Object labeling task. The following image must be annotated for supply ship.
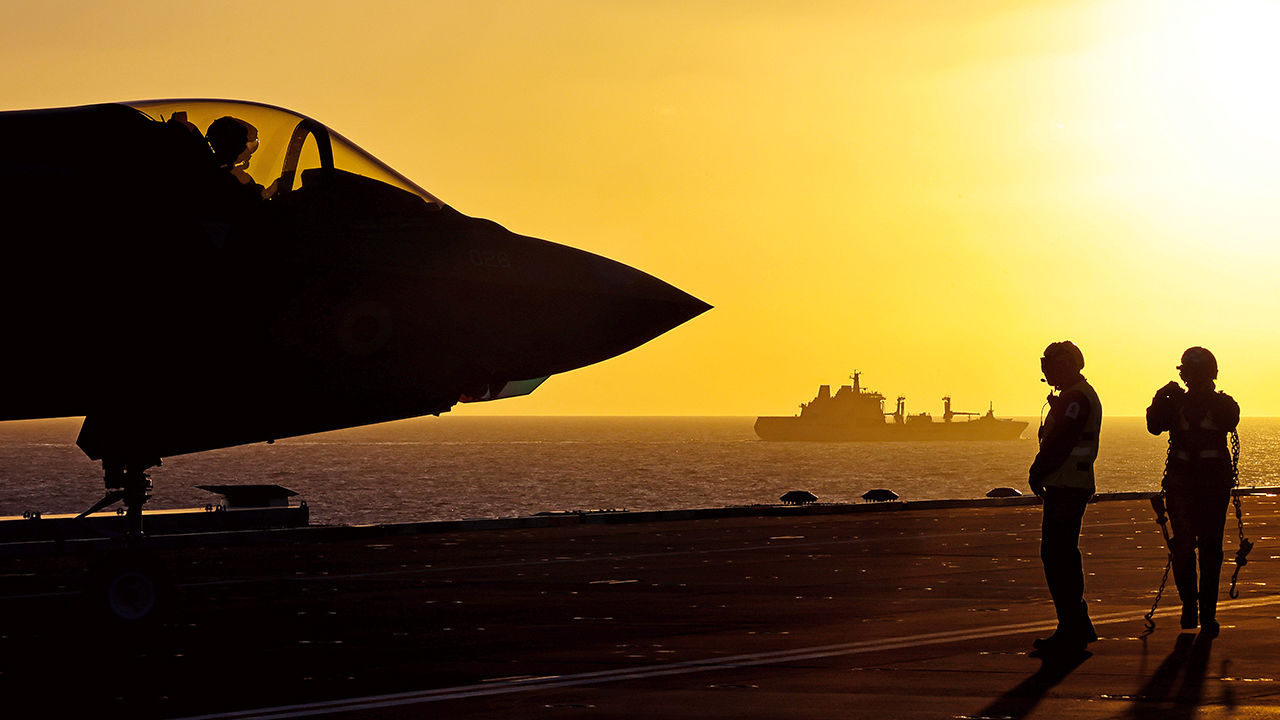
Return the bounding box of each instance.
[754,371,1028,441]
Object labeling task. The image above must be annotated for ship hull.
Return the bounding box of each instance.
[754,416,1028,441]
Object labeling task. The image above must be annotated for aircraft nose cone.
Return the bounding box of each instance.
[436,212,710,380]
[565,256,710,370]
[492,242,710,378]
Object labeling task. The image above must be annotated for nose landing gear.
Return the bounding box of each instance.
[74,458,169,622]
[75,458,158,538]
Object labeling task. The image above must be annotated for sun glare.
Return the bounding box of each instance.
[1061,0,1280,265]
[1183,3,1280,137]
[1100,1,1280,189]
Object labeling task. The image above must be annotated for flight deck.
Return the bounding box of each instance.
[2,494,1278,719]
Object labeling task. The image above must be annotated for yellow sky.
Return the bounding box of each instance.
[4,0,1280,416]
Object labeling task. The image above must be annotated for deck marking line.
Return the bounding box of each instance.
[167,593,1280,720]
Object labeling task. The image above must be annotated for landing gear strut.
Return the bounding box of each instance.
[75,458,168,621]
[76,458,157,538]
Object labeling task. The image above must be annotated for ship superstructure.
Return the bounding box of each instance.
[754,371,1027,441]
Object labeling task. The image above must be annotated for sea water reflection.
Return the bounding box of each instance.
[2,416,1279,525]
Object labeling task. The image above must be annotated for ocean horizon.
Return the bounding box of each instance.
[2,415,1278,526]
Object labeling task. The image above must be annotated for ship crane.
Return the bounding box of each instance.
[942,396,981,423]
[885,395,906,424]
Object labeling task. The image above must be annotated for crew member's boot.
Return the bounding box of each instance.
[1077,600,1097,644]
[1200,558,1222,636]
[1180,602,1197,630]
[1172,549,1198,630]
[1032,601,1095,653]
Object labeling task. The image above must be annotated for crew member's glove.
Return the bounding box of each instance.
[1154,381,1184,402]
[1028,475,1045,497]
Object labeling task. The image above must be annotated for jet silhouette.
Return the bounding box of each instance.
[0,99,709,531]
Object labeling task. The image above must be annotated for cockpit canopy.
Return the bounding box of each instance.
[126,99,441,207]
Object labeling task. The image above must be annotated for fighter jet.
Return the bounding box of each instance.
[0,99,709,530]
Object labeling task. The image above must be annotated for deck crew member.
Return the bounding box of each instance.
[1029,340,1101,654]
[1146,347,1239,635]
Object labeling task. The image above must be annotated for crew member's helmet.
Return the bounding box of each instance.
[1178,346,1218,380]
[1042,341,1084,372]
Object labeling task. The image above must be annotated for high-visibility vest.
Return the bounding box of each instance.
[1042,379,1102,489]
[1169,391,1234,467]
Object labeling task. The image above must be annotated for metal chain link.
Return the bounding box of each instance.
[1142,436,1175,634]
[1144,406,1252,629]
[1142,555,1172,635]
[1228,428,1252,599]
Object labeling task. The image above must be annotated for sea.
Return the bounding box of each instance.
[2,416,1279,527]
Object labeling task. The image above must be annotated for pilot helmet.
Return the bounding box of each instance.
[206,116,258,168]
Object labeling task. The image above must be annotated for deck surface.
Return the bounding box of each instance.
[2,496,1279,719]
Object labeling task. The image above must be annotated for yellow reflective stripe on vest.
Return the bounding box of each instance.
[1043,380,1101,489]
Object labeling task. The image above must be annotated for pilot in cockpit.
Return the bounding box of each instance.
[206,116,274,199]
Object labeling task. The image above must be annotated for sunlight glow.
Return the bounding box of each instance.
[1097,1,1280,196]
[8,1,1280,414]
